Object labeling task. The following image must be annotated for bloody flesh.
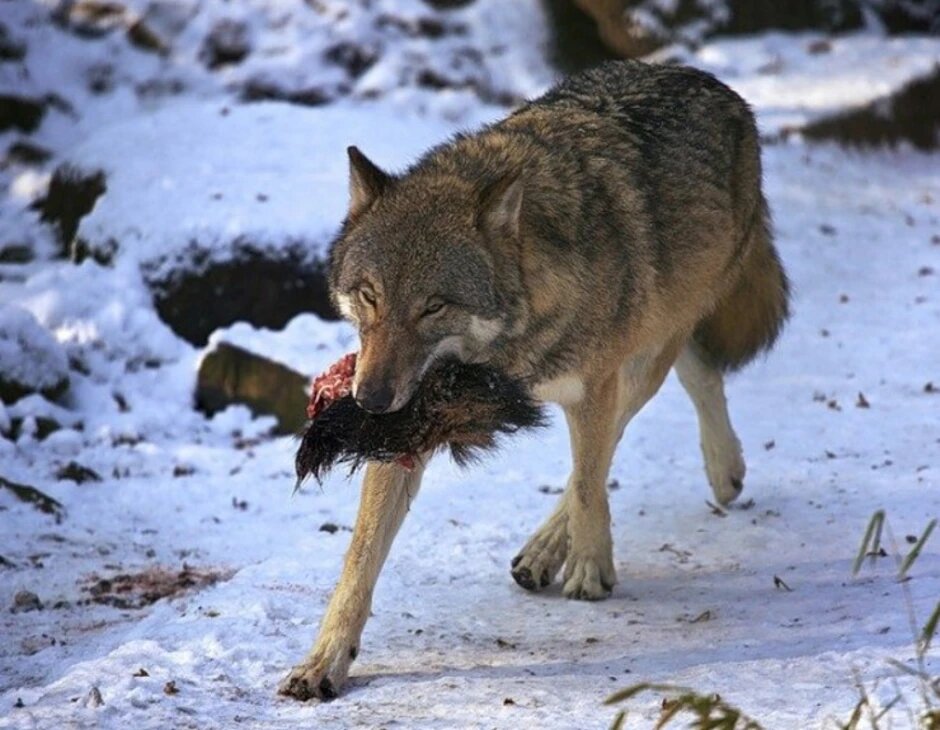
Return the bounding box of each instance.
[306,352,415,469]
[307,352,357,420]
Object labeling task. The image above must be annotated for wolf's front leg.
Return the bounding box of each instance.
[513,347,681,599]
[279,460,424,701]
[511,372,623,599]
[558,372,624,600]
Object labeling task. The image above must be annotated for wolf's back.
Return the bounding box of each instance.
[531,61,790,371]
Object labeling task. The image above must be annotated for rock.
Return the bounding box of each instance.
[421,0,476,9]
[4,140,53,167]
[801,65,940,151]
[569,0,937,59]
[0,475,66,522]
[0,95,46,134]
[55,462,102,484]
[86,62,115,94]
[137,0,196,42]
[57,0,129,38]
[0,306,69,404]
[83,686,104,708]
[876,0,940,33]
[323,42,378,80]
[719,0,862,34]
[151,248,336,346]
[5,415,63,441]
[0,244,34,264]
[195,343,309,435]
[11,590,43,613]
[127,18,169,55]
[570,0,661,59]
[0,22,27,61]
[200,19,251,69]
[37,164,107,257]
[542,0,620,74]
[4,394,80,441]
[239,78,331,107]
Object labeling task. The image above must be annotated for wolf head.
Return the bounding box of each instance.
[328,146,525,414]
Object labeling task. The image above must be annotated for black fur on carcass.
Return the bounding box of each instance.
[295,358,545,485]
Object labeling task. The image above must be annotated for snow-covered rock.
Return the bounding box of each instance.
[65,101,494,343]
[0,305,69,404]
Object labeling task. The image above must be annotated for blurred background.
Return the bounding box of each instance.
[1,1,938,727]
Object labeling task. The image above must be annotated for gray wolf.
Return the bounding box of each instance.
[279,59,790,700]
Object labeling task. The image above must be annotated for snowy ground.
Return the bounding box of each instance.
[1,3,939,728]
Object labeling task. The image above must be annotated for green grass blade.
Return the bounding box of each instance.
[899,519,937,578]
[919,601,940,658]
[853,510,885,575]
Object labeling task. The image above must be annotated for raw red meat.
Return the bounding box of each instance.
[306,352,357,420]
[306,352,415,469]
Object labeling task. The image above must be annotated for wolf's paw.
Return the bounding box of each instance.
[703,435,746,506]
[562,553,615,601]
[278,641,356,702]
[510,516,568,592]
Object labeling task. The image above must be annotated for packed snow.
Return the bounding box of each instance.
[1,1,938,729]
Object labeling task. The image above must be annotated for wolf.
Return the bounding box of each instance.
[279,59,789,700]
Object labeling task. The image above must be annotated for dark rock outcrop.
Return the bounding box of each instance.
[802,65,940,151]
[0,22,27,61]
[150,247,337,347]
[566,0,939,59]
[0,475,66,522]
[55,0,129,38]
[200,19,251,69]
[0,307,69,405]
[37,164,107,257]
[0,95,46,133]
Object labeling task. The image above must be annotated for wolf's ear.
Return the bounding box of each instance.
[477,173,524,238]
[347,146,390,220]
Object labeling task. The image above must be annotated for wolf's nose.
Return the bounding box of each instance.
[356,386,394,414]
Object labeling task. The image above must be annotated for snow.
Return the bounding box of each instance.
[70,101,500,279]
[1,2,939,729]
[677,34,940,135]
[206,315,357,378]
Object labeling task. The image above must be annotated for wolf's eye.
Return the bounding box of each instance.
[358,288,376,307]
[421,299,446,318]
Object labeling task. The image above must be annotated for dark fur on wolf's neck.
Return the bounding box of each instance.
[295,359,545,485]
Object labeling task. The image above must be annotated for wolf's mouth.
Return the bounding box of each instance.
[295,354,546,488]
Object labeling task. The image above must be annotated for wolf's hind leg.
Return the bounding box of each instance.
[279,460,424,701]
[674,343,746,505]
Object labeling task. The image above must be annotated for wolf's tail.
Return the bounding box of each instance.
[692,197,790,372]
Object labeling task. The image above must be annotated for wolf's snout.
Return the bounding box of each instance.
[355,383,395,414]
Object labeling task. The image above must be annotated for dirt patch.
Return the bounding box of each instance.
[80,564,232,609]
